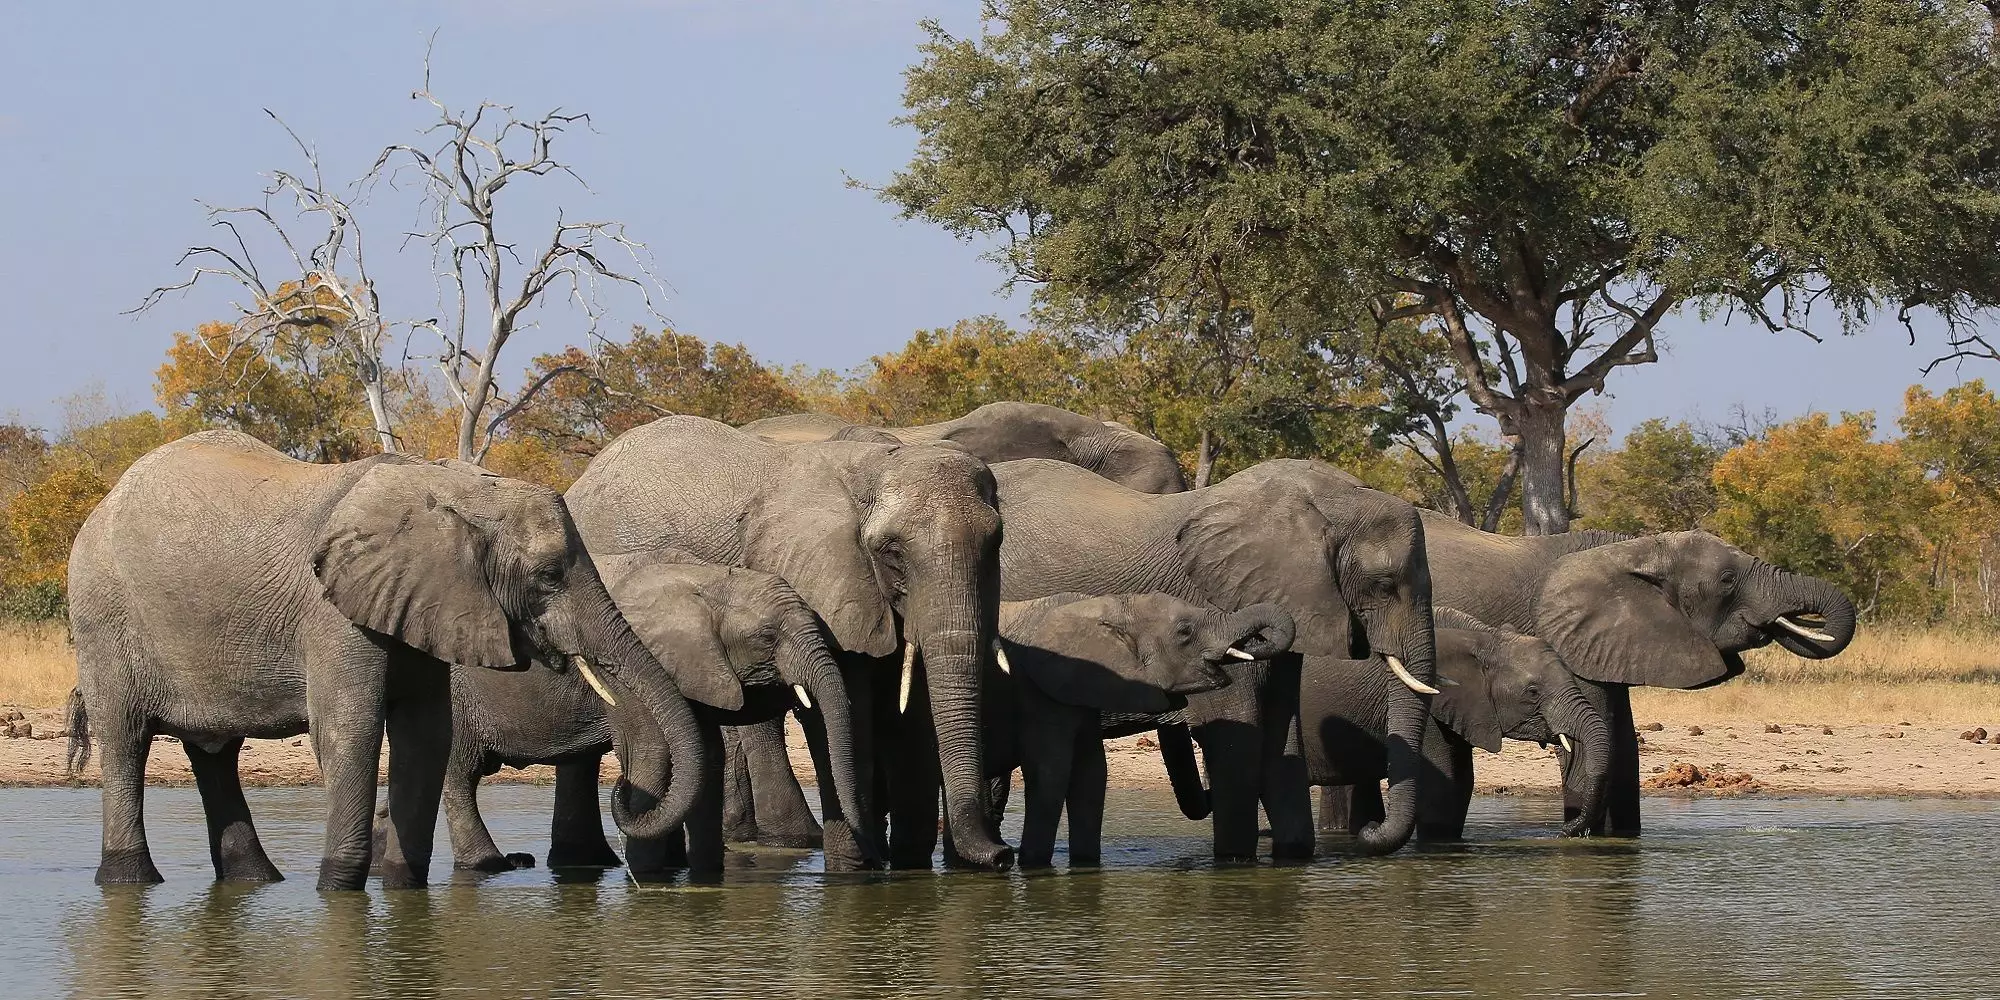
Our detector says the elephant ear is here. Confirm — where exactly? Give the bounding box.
[1007,622,1171,716]
[1430,628,1504,753]
[1538,537,1730,689]
[594,556,746,711]
[738,469,898,657]
[1177,487,1352,658]
[312,464,517,669]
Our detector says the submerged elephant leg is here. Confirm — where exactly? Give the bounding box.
[1317,785,1353,834]
[720,727,757,843]
[546,758,621,869]
[443,760,518,873]
[185,736,283,882]
[1259,661,1314,860]
[1065,729,1108,869]
[93,711,164,886]
[1603,685,1641,836]
[1017,729,1074,870]
[1192,719,1264,863]
[888,674,942,870]
[684,722,729,879]
[1415,725,1473,842]
[377,663,452,889]
[740,717,821,848]
[307,654,387,891]
[1347,780,1387,837]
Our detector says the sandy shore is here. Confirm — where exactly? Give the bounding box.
[5,702,1999,797]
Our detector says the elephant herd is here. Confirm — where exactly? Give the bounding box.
[61,401,1859,889]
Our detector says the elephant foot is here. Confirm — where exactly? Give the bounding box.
[754,823,823,850]
[819,819,879,871]
[456,852,522,874]
[546,840,623,869]
[722,819,759,844]
[315,857,371,892]
[215,856,285,883]
[375,860,430,890]
[1415,823,1465,843]
[95,849,165,886]
[1017,850,1056,870]
[1269,838,1315,861]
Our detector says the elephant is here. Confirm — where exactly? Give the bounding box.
[740,401,1189,494]
[1280,607,1611,842]
[63,431,700,890]
[988,457,1440,859]
[562,414,1012,869]
[433,554,874,876]
[1412,513,1858,835]
[982,594,1295,867]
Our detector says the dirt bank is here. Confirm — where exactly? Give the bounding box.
[5,703,1999,798]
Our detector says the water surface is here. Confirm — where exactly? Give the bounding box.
[1,786,1994,998]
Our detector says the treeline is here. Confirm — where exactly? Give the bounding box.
[3,318,1995,625]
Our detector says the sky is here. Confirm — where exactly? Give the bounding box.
[0,0,1991,443]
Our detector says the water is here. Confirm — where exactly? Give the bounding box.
[1,787,1995,999]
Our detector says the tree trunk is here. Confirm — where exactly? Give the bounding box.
[1480,441,1522,532]
[362,376,397,455]
[1193,426,1217,489]
[1516,401,1571,536]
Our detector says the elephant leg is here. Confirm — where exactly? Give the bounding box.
[1191,720,1263,863]
[93,711,164,886]
[1415,726,1473,842]
[800,693,870,871]
[442,756,517,873]
[1604,685,1641,836]
[740,718,822,848]
[377,662,452,889]
[1065,733,1108,869]
[1317,785,1353,834]
[547,757,622,869]
[1017,732,1074,870]
[887,676,942,870]
[1347,779,1387,837]
[684,722,728,880]
[720,727,757,843]
[307,653,388,892]
[1259,660,1314,860]
[185,737,282,882]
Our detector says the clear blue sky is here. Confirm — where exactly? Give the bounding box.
[0,1,1989,442]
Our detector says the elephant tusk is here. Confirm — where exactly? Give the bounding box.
[573,656,617,707]
[1386,655,1440,696]
[1559,733,1574,754]
[1774,616,1838,643]
[899,640,917,714]
[793,684,812,710]
[995,642,1012,675]
[1224,647,1256,661]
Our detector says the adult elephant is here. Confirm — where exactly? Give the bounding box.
[564,415,1011,869]
[741,401,1188,494]
[436,556,873,875]
[1297,608,1611,842]
[1415,513,1857,835]
[993,458,1439,858]
[65,431,699,889]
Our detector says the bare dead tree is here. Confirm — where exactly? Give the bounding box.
[376,51,668,462]
[135,112,400,453]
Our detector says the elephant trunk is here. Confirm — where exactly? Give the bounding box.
[1157,724,1211,820]
[1355,608,1436,855]
[776,607,882,866]
[1220,603,1296,661]
[1763,568,1858,659]
[908,563,1012,869]
[1549,682,1611,838]
[565,574,705,842]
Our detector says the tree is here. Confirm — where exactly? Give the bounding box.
[155,319,379,462]
[849,317,1089,426]
[886,1,2000,533]
[1899,380,2000,617]
[1579,419,1721,534]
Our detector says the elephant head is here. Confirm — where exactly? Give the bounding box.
[1001,595,1295,713]
[1536,531,1857,690]
[310,461,701,842]
[1431,608,1610,837]
[737,441,1010,867]
[594,554,879,864]
[1178,459,1439,854]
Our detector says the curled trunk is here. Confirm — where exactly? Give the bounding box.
[1549,683,1611,837]
[568,581,705,841]
[776,610,882,865]
[1354,610,1438,855]
[1220,603,1295,660]
[1764,569,1858,660]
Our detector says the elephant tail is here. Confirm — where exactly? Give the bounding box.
[63,687,91,775]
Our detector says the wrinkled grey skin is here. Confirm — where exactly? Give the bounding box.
[974,594,1294,867]
[989,458,1438,860]
[64,431,699,890]
[1415,514,1857,835]
[741,401,1189,494]
[1294,608,1610,842]
[564,415,1011,870]
[430,556,875,876]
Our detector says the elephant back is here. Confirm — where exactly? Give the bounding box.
[566,415,778,562]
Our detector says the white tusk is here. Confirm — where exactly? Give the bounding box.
[573,656,617,707]
[1558,733,1574,754]
[1774,616,1838,643]
[1386,655,1441,696]
[995,642,1012,675]
[1225,647,1256,661]
[793,684,812,710]
[899,641,917,714]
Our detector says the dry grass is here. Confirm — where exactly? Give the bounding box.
[1633,626,2000,726]
[0,622,77,708]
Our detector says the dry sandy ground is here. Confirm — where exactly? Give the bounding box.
[6,702,2000,798]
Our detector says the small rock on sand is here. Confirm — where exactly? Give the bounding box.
[1765,724,1784,734]
[1640,722,1665,732]
[1687,725,1705,736]
[1961,728,1989,742]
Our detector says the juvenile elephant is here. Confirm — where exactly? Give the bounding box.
[438,555,873,875]
[1295,608,1611,842]
[740,401,1188,494]
[564,415,1011,869]
[1416,513,1857,835]
[65,431,699,889]
[991,458,1439,859]
[983,594,1295,867]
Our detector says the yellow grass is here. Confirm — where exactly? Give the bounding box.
[1633,626,2000,727]
[0,622,77,708]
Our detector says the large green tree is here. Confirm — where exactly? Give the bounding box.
[885,0,2000,533]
